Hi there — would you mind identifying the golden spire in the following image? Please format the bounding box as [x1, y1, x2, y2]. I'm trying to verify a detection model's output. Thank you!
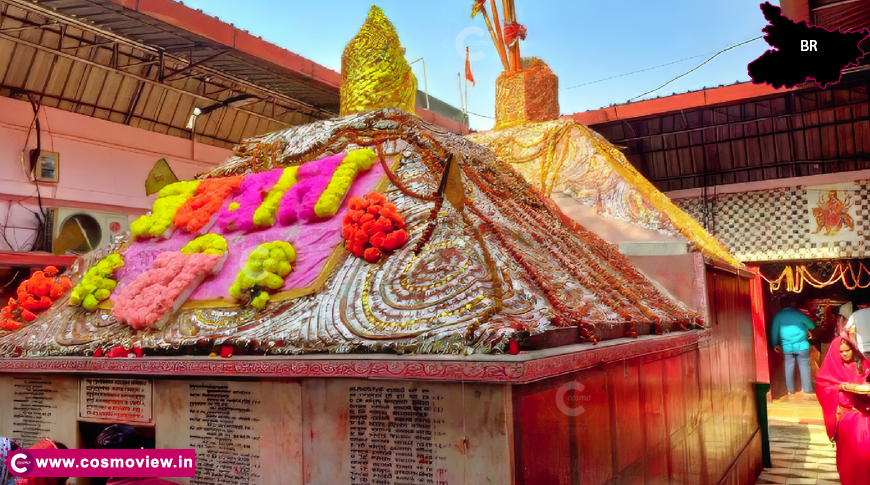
[340, 5, 417, 116]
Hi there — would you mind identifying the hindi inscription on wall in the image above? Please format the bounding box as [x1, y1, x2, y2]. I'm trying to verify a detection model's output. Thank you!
[348, 385, 449, 485]
[186, 381, 262, 485]
[10, 377, 62, 447]
[78, 378, 153, 424]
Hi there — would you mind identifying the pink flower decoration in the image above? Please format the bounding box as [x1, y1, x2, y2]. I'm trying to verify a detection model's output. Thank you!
[215, 168, 285, 233]
[112, 252, 222, 330]
[277, 154, 344, 225]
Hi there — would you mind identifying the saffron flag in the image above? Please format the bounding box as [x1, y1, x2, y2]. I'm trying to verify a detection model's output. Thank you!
[465, 46, 475, 87]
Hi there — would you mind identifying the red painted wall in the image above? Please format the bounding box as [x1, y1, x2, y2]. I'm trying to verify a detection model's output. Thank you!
[748, 266, 771, 384]
[512, 267, 761, 484]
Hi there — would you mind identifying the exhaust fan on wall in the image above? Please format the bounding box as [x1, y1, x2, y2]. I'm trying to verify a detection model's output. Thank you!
[46, 208, 130, 255]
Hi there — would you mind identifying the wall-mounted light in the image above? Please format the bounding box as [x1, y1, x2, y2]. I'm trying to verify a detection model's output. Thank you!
[186, 94, 261, 129]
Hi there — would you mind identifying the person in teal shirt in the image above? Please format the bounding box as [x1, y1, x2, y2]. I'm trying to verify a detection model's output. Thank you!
[771, 298, 816, 395]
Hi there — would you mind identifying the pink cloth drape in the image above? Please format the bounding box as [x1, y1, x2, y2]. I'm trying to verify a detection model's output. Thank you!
[816, 336, 870, 485]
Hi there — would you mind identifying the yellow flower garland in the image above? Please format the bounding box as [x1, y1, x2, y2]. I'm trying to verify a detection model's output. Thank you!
[181, 234, 228, 255]
[229, 241, 297, 308]
[253, 167, 298, 228]
[314, 149, 376, 218]
[70, 253, 124, 311]
[131, 181, 200, 239]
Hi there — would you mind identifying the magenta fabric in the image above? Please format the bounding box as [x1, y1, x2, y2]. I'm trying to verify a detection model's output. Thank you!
[215, 168, 285, 233]
[277, 153, 345, 225]
[114, 161, 382, 303]
[816, 336, 870, 485]
[191, 161, 384, 299]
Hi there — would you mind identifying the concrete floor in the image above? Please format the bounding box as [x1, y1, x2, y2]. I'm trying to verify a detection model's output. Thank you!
[757, 394, 839, 485]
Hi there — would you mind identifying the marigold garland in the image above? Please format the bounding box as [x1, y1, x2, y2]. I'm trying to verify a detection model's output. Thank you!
[253, 167, 298, 228]
[240, 118, 690, 336]
[459, 210, 505, 343]
[413, 198, 444, 255]
[319, 126, 663, 340]
[229, 242, 297, 308]
[181, 234, 228, 255]
[0, 266, 72, 331]
[371, 144, 444, 254]
[70, 254, 124, 311]
[467, 203, 597, 343]
[314, 149, 376, 218]
[216, 168, 285, 233]
[342, 192, 408, 263]
[278, 153, 345, 225]
[462, 154, 694, 339]
[131, 181, 200, 239]
[173, 177, 243, 234]
[375, 144, 443, 202]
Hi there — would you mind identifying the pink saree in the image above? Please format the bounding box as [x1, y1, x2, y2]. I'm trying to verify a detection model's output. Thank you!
[816, 336, 870, 485]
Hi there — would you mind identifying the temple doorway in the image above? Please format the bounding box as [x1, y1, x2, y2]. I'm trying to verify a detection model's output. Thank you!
[757, 259, 870, 400]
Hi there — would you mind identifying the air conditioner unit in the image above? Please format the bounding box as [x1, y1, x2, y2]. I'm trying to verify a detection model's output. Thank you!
[47, 208, 130, 255]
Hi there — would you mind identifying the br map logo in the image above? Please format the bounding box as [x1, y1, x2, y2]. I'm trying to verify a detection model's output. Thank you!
[748, 2, 870, 89]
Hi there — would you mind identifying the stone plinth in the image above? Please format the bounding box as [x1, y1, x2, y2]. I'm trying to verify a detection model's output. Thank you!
[0, 265, 761, 484]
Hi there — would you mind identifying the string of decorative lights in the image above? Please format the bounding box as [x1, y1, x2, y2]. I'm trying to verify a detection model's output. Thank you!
[761, 261, 870, 293]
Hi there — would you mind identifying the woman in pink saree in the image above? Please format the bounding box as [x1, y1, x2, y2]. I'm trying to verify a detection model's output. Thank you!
[816, 335, 870, 484]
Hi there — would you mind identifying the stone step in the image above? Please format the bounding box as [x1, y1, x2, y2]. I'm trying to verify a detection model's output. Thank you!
[758, 421, 840, 485]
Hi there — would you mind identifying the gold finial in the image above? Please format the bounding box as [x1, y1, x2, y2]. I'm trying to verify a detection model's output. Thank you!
[340, 5, 417, 116]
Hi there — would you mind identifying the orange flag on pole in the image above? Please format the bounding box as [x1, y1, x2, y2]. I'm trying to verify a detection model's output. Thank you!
[465, 46, 475, 87]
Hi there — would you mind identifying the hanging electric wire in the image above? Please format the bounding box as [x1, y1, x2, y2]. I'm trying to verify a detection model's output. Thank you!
[562, 52, 713, 91]
[629, 36, 764, 101]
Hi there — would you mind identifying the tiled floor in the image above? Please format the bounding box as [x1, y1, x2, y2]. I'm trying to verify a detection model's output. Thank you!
[766, 393, 825, 427]
[757, 395, 839, 485]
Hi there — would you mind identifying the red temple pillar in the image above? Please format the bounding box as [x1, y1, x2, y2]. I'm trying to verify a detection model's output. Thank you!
[748, 264, 770, 383]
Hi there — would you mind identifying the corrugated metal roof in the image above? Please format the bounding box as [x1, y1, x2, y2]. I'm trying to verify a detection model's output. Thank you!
[586, 79, 870, 192]
[36, 0, 341, 110]
[0, 0, 339, 148]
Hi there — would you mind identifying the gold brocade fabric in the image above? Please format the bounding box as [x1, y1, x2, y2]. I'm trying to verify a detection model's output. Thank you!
[0, 110, 700, 357]
[494, 58, 559, 130]
[340, 5, 417, 116]
[468, 120, 741, 267]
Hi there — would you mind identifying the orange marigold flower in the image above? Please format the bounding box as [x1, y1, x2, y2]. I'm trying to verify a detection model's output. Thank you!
[363, 247, 382, 263]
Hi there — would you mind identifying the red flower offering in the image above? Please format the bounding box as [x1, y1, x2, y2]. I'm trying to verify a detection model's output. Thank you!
[342, 192, 408, 263]
[0, 266, 72, 331]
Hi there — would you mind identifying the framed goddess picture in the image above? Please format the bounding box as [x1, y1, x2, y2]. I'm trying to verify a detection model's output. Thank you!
[806, 182, 860, 255]
[33, 150, 60, 183]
